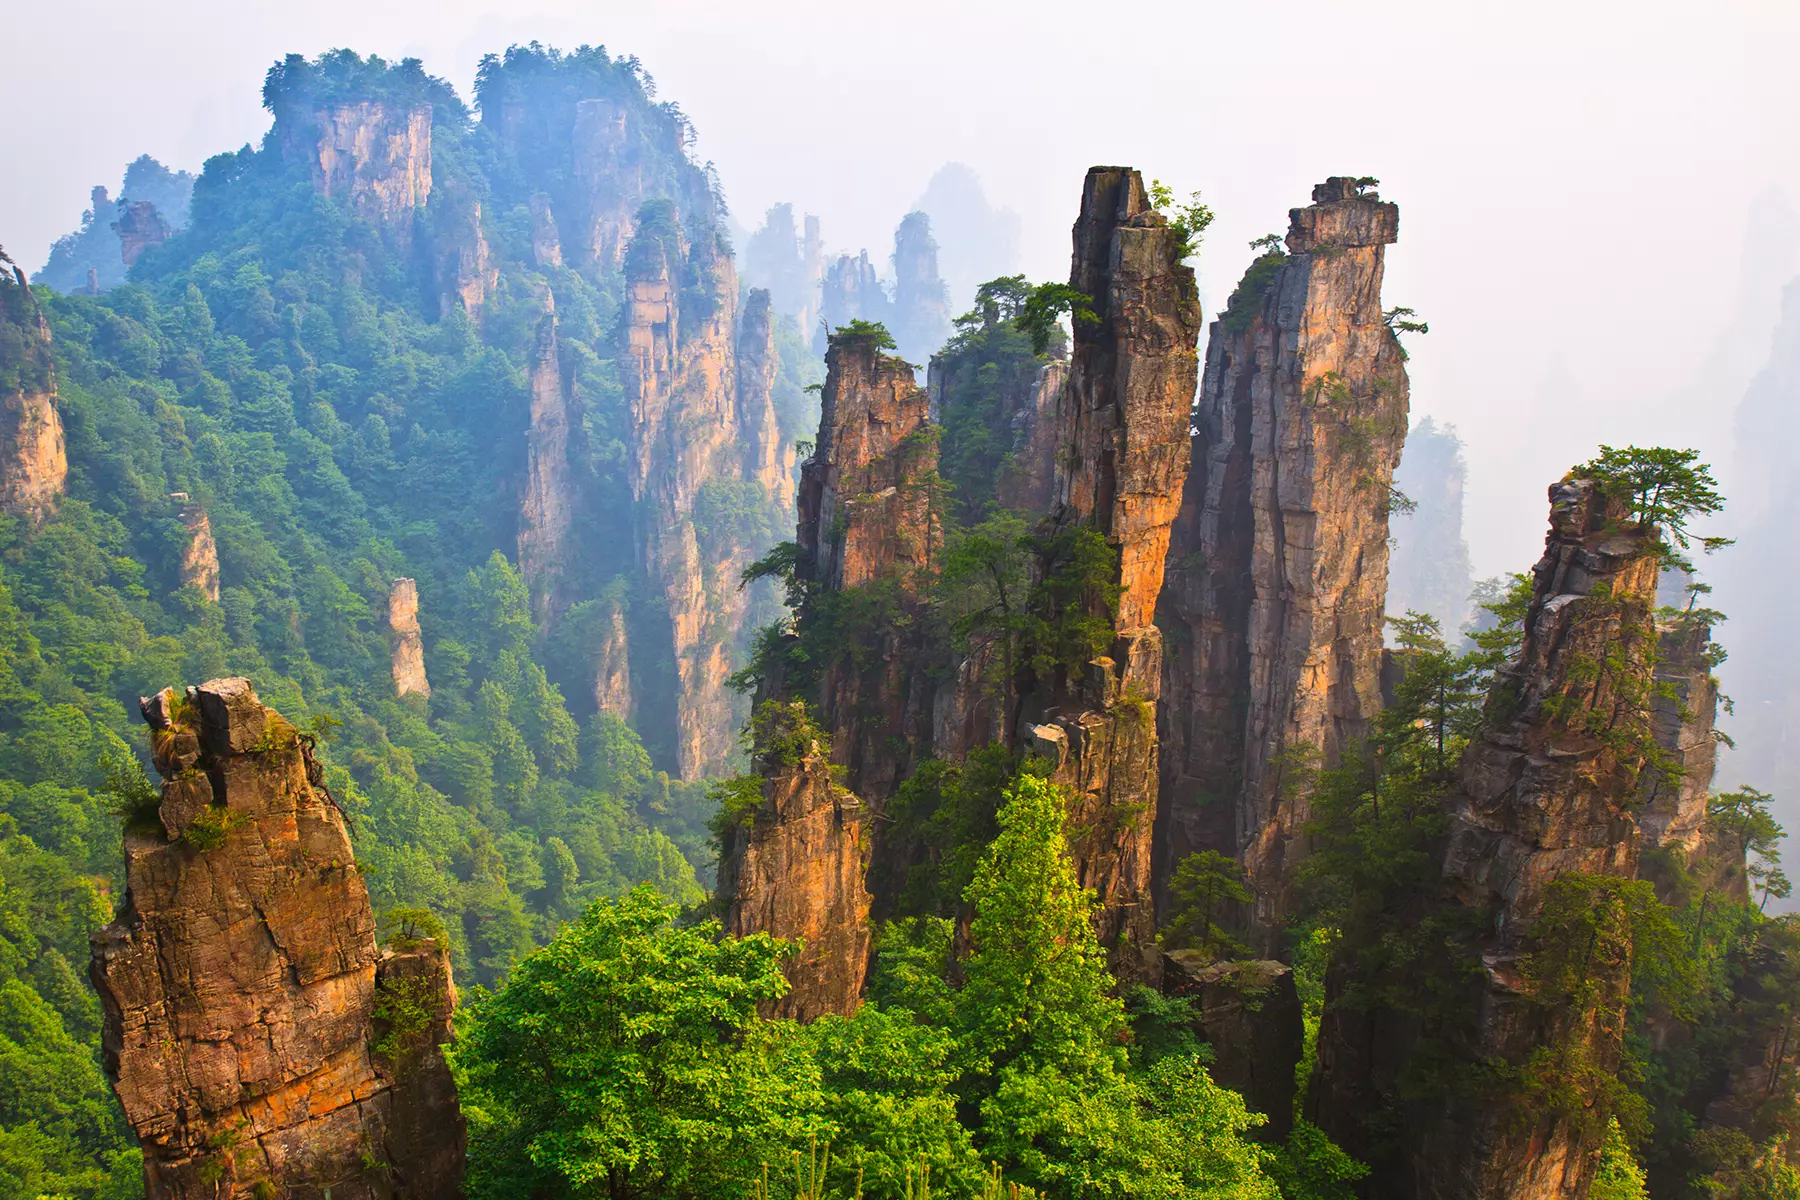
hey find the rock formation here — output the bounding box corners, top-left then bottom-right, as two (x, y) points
(1162, 951), (1303, 1138)
(570, 97), (653, 273)
(743, 203), (825, 333)
(738, 289), (791, 523)
(92, 678), (462, 1198)
(517, 289), (575, 621)
(621, 205), (785, 779)
(1023, 166), (1202, 983)
(891, 211), (952, 364)
(0, 252), (67, 525)
(592, 600), (634, 720)
(170, 493), (220, 602)
(528, 192), (563, 267)
(994, 358), (1068, 517)
(716, 701), (874, 1020)
(817, 251), (886, 351)
(434, 191), (497, 320)
(796, 327), (939, 805)
(114, 200), (169, 269)
(284, 102), (434, 236)
(1158, 177), (1409, 951)
(1639, 615), (1720, 855)
(1313, 478), (1662, 1199)
(388, 577), (430, 698)
(1388, 416), (1475, 633)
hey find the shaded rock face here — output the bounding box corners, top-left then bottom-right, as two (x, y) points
(570, 97), (653, 273)
(737, 289), (790, 523)
(891, 211), (952, 364)
(1639, 617), (1719, 856)
(1029, 166), (1202, 983)
(995, 358), (1068, 517)
(0, 258), (67, 524)
(592, 601), (633, 721)
(114, 200), (169, 269)
(528, 192), (563, 267)
(622, 214), (784, 780)
(517, 290), (575, 621)
(1314, 481), (1662, 1200)
(1162, 952), (1303, 1139)
(92, 678), (462, 1199)
(717, 704), (874, 1021)
(388, 578), (429, 698)
(1157, 177), (1408, 951)
(796, 334), (938, 807)
(286, 102), (434, 235)
(171, 494), (220, 602)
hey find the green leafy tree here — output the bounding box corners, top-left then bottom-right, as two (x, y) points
(1573, 445), (1731, 572)
(1164, 850), (1252, 962)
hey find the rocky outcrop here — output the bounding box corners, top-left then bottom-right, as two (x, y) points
(92, 678), (462, 1198)
(170, 493), (220, 602)
(570, 97), (653, 273)
(1314, 479), (1662, 1199)
(717, 702), (874, 1021)
(388, 578), (429, 698)
(1158, 177), (1409, 951)
(1025, 166), (1202, 983)
(0, 253), (67, 524)
(114, 200), (169, 269)
(892, 211), (952, 363)
(434, 192), (497, 320)
(286, 102), (433, 235)
(592, 600), (633, 720)
(1162, 952), (1303, 1138)
(622, 206), (782, 779)
(1389, 416), (1475, 632)
(742, 203), (824, 332)
(995, 357), (1068, 517)
(796, 328), (938, 805)
(1638, 615), (1719, 856)
(528, 192), (562, 267)
(737, 289), (791, 521)
(517, 290), (574, 621)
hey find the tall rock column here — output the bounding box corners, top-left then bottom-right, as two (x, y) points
(1024, 166), (1201, 983)
(169, 493), (220, 602)
(1158, 177), (1409, 950)
(1313, 479), (1663, 1199)
(91, 678), (463, 1198)
(388, 577), (430, 698)
(517, 289), (575, 621)
(0, 252), (67, 525)
(622, 206), (781, 779)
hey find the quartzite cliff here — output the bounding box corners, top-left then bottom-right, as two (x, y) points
(92, 678), (462, 1198)
(1158, 177), (1409, 951)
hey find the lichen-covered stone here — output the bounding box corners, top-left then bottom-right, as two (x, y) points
(93, 678), (464, 1198)
(1158, 176), (1408, 952)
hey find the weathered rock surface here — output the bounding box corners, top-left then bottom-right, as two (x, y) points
(434, 191), (497, 320)
(1314, 479), (1662, 1200)
(1162, 952), (1303, 1139)
(1158, 177), (1409, 951)
(92, 678), (462, 1198)
(995, 357), (1068, 517)
(1638, 615), (1720, 855)
(717, 702), (873, 1020)
(284, 102), (433, 235)
(388, 578), (429, 698)
(891, 211), (952, 364)
(1025, 166), (1201, 984)
(742, 203), (825, 332)
(528, 192), (563, 267)
(0, 253), (67, 524)
(796, 330), (938, 806)
(114, 200), (169, 269)
(170, 493), (220, 602)
(817, 250), (886, 351)
(517, 289), (574, 621)
(622, 208), (784, 779)
(592, 600), (634, 721)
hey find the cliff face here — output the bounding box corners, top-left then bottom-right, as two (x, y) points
(737, 289), (791, 522)
(891, 211), (952, 363)
(434, 192), (497, 320)
(1638, 616), (1719, 856)
(994, 358), (1068, 517)
(114, 200), (169, 269)
(592, 600), (633, 720)
(622, 211), (783, 779)
(0, 257), (68, 525)
(717, 702), (874, 1021)
(1158, 177), (1408, 950)
(1028, 166), (1202, 983)
(796, 332), (938, 806)
(91, 678), (462, 1198)
(1314, 480), (1662, 1199)
(287, 103), (434, 236)
(517, 290), (575, 621)
(570, 97), (653, 273)
(388, 577), (430, 698)
(171, 494), (220, 602)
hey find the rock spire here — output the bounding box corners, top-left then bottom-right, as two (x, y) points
(0, 251), (67, 525)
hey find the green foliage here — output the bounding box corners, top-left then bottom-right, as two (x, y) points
(833, 320), (900, 354)
(1148, 180), (1217, 261)
(1573, 446), (1732, 572)
(1590, 1118), (1650, 1200)
(1221, 242), (1290, 336)
(379, 905), (448, 947)
(1017, 286), (1096, 357)
(1164, 850), (1253, 962)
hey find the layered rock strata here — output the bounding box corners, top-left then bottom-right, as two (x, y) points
(1025, 166), (1202, 983)
(716, 701), (874, 1020)
(170, 493), (220, 602)
(388, 577), (430, 698)
(622, 209), (785, 779)
(284, 102), (434, 236)
(1158, 177), (1409, 950)
(92, 678), (462, 1198)
(1313, 479), (1662, 1199)
(0, 253), (67, 524)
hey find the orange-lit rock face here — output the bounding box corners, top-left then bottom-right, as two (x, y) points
(388, 577), (429, 698)
(1031, 167), (1201, 985)
(0, 262), (67, 525)
(92, 678), (462, 1198)
(304, 103), (433, 231)
(1159, 177), (1408, 951)
(172, 497), (220, 602)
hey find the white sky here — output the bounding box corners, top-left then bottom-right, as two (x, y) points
(4, 0), (1798, 577)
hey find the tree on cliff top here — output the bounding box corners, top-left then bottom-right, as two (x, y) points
(1574, 445), (1730, 572)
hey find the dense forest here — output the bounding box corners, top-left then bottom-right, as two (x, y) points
(0, 38), (1794, 1200)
